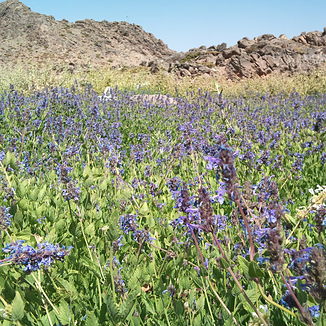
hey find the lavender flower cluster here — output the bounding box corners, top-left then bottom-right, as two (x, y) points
(0, 206), (12, 230)
(1, 240), (72, 272)
(119, 214), (154, 244)
(56, 162), (81, 201)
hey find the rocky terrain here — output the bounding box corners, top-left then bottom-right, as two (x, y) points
(0, 0), (174, 69)
(167, 31), (326, 79)
(1, 0), (326, 79)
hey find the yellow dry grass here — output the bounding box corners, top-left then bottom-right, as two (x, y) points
(1, 63), (326, 97)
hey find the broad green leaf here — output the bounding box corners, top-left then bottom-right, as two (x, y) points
(11, 291), (25, 321)
(248, 261), (264, 278)
(17, 179), (29, 197)
(38, 185), (47, 201)
(196, 294), (205, 310)
(238, 256), (250, 277)
(56, 300), (71, 325)
(86, 311), (99, 326)
(18, 198), (29, 211)
(59, 280), (78, 299)
(85, 223), (95, 236)
(14, 209), (24, 225)
(29, 187), (39, 201)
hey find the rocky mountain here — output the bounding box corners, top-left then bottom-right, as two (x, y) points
(0, 0), (174, 68)
(0, 0), (325, 79)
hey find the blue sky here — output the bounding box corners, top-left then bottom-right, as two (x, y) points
(14, 0), (326, 51)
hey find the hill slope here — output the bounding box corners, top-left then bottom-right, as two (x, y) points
(0, 0), (174, 68)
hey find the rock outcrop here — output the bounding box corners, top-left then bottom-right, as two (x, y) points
(165, 31), (326, 79)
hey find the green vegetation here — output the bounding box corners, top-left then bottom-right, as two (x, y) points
(0, 67), (325, 325)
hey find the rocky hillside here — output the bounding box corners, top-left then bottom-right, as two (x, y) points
(0, 0), (174, 68)
(0, 0), (325, 79)
(166, 30), (326, 79)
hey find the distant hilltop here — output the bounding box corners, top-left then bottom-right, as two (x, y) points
(0, 0), (175, 68)
(1, 0), (325, 79)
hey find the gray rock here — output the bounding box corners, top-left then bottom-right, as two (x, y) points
(223, 46), (242, 59)
(279, 34), (288, 40)
(237, 37), (254, 49)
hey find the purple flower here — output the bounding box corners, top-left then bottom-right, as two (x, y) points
(56, 162), (73, 184)
(280, 290), (297, 309)
(308, 305), (320, 318)
(214, 183), (227, 204)
(0, 206), (12, 230)
(204, 156), (221, 170)
(119, 214), (138, 234)
(62, 182), (81, 201)
(162, 284), (176, 297)
(264, 209), (278, 224)
(119, 214), (154, 244)
(2, 241), (72, 272)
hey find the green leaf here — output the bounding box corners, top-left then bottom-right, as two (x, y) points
(17, 179), (29, 197)
(56, 300), (71, 325)
(174, 301), (184, 315)
(83, 165), (92, 178)
(59, 279), (78, 299)
(193, 314), (202, 326)
(18, 198), (29, 211)
(120, 299), (136, 320)
(85, 223), (95, 237)
(14, 209), (24, 225)
(29, 188), (39, 201)
(196, 294), (205, 310)
(40, 313), (51, 326)
(38, 185), (47, 201)
(86, 311), (99, 326)
(219, 257), (230, 269)
(99, 179), (109, 191)
(240, 284), (261, 313)
(55, 219), (66, 233)
(248, 261), (264, 278)
(11, 291), (25, 321)
(105, 296), (119, 320)
(144, 300), (155, 315)
(15, 230), (34, 242)
(139, 202), (149, 215)
(3, 151), (16, 167)
(238, 256), (250, 277)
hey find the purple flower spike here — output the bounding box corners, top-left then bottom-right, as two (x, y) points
(2, 241), (72, 272)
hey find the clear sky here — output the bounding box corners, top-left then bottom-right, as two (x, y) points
(11, 0), (326, 52)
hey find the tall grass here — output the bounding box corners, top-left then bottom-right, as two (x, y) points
(0, 63), (326, 96)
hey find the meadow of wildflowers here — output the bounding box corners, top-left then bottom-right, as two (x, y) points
(0, 84), (325, 325)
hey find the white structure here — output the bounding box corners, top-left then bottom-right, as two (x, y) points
(101, 87), (178, 106)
